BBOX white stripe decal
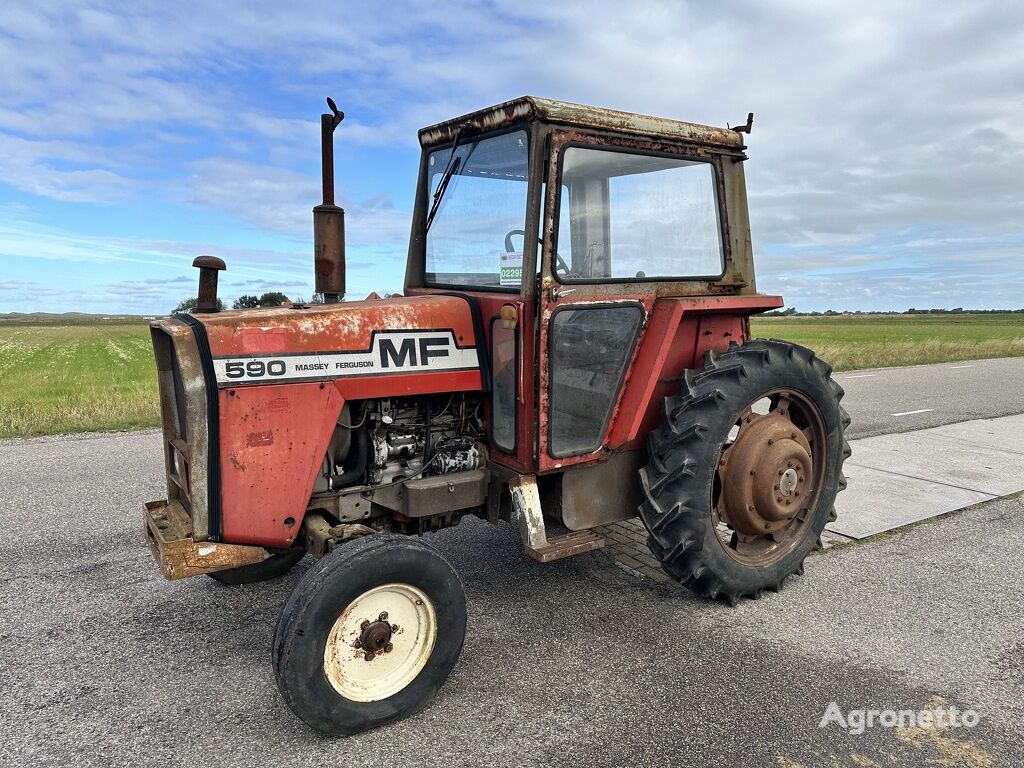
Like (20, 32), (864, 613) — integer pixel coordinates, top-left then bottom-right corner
(213, 330), (479, 386)
(891, 408), (934, 417)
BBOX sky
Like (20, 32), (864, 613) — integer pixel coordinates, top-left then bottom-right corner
(0, 0), (1022, 314)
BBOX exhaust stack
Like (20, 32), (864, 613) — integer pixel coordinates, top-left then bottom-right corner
(313, 97), (346, 304)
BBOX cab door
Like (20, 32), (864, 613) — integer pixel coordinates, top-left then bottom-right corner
(536, 128), (730, 472)
(536, 132), (650, 472)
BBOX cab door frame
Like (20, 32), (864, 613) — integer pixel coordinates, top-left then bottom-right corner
(535, 129), (658, 472)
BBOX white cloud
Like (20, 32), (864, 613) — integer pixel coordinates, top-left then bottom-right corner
(0, 0), (1022, 311)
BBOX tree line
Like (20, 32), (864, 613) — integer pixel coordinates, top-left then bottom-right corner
(764, 307), (1024, 317)
(171, 292), (324, 313)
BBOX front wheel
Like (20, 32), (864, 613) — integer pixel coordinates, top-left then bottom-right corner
(273, 534), (466, 736)
(639, 339), (851, 603)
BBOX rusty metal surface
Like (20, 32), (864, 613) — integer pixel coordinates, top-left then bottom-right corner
(219, 382), (344, 547)
(193, 294), (479, 364)
(315, 100), (346, 301)
(301, 512), (376, 558)
(418, 96), (745, 150)
(192, 255), (225, 313)
(559, 451), (644, 530)
(714, 389), (828, 565)
(525, 530), (605, 563)
(150, 318), (212, 540)
(144, 499), (267, 580)
(400, 469), (487, 518)
(313, 204), (346, 299)
(721, 412), (812, 535)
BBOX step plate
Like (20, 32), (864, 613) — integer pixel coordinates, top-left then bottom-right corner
(526, 530), (605, 563)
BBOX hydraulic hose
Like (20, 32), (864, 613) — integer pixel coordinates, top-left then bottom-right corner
(329, 428), (368, 489)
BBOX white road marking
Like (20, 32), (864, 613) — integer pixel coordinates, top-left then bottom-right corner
(950, 364), (974, 369)
(891, 408), (935, 417)
(844, 373), (876, 378)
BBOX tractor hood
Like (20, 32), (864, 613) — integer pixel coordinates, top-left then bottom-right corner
(177, 293), (486, 391)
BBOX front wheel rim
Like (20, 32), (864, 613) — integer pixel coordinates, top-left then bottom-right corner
(323, 583), (437, 702)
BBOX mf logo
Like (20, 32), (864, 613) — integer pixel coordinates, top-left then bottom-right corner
(378, 336), (451, 368)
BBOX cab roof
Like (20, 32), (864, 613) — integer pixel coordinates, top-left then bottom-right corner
(418, 96), (745, 150)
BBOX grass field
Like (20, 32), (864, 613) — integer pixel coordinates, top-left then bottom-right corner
(1, 313), (1022, 438)
(0, 320), (158, 439)
(752, 313), (1024, 371)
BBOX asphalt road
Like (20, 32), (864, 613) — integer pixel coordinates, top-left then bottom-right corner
(1, 359), (1023, 767)
(836, 356), (1024, 439)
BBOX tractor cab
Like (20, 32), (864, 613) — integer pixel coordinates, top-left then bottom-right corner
(405, 97), (777, 489)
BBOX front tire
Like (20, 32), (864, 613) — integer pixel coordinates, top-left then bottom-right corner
(273, 534), (466, 736)
(639, 339), (850, 603)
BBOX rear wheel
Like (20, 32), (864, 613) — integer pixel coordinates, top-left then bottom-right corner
(207, 548), (304, 585)
(639, 339), (850, 603)
(273, 534), (466, 736)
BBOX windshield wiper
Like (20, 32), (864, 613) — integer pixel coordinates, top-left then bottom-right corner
(425, 128), (469, 233)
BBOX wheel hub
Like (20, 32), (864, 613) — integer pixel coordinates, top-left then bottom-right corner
(355, 613), (396, 661)
(721, 412), (813, 536)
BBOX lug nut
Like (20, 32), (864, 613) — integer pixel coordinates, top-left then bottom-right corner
(352, 639), (362, 649)
(378, 612), (388, 621)
(364, 652), (374, 662)
(391, 624), (399, 632)
(360, 620), (370, 630)
(385, 643), (394, 653)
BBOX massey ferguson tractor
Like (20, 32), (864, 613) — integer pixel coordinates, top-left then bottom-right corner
(144, 96), (849, 735)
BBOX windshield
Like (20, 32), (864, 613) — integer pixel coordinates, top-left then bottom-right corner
(425, 130), (530, 289)
(555, 146), (724, 282)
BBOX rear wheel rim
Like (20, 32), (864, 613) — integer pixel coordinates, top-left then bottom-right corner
(322, 583), (437, 702)
(712, 388), (827, 566)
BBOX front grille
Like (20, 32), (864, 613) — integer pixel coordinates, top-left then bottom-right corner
(151, 327), (192, 514)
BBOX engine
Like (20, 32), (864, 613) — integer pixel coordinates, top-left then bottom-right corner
(314, 393), (487, 497)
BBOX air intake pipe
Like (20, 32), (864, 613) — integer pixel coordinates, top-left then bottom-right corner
(313, 97), (346, 304)
(192, 255), (225, 312)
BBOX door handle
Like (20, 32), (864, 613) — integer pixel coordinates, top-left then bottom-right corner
(549, 287), (576, 301)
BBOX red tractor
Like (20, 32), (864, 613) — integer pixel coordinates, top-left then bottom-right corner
(144, 97), (849, 735)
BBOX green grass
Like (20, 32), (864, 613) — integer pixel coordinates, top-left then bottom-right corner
(751, 313), (1024, 371)
(1, 313), (1022, 438)
(0, 321), (158, 438)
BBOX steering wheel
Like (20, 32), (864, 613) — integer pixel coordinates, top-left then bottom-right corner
(504, 229), (571, 276)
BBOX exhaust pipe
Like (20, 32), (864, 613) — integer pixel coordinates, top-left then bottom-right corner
(313, 97), (346, 304)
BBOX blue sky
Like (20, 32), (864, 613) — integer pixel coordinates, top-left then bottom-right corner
(1, 0), (1022, 314)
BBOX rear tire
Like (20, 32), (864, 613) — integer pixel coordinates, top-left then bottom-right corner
(639, 339), (850, 603)
(273, 534), (466, 736)
(208, 548), (304, 585)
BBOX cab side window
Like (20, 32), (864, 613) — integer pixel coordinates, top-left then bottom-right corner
(557, 146), (724, 281)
